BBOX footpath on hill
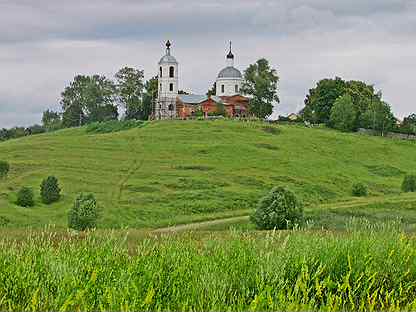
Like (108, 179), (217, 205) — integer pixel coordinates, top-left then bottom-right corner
(153, 215), (250, 233)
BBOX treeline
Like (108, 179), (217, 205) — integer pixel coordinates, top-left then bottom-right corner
(300, 77), (415, 135)
(0, 67), (157, 143)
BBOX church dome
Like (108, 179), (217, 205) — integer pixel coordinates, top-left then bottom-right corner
(159, 54), (178, 64)
(217, 66), (242, 79)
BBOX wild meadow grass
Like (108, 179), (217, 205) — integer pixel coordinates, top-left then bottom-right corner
(1, 220), (416, 311)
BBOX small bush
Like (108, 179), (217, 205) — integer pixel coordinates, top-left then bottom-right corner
(40, 176), (61, 204)
(0, 161), (9, 179)
(16, 187), (35, 207)
(68, 193), (99, 230)
(402, 175), (416, 193)
(251, 187), (303, 230)
(352, 183), (368, 197)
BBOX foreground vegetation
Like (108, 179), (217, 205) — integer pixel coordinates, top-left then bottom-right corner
(0, 222), (415, 311)
(1, 120), (416, 229)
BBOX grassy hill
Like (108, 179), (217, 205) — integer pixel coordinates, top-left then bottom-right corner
(1, 119), (416, 229)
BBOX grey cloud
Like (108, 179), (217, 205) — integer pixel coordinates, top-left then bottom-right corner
(0, 0), (415, 127)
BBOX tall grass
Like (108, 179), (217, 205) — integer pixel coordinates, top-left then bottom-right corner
(1, 223), (416, 311)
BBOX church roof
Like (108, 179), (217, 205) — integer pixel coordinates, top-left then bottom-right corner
(177, 95), (224, 105)
(159, 54), (178, 65)
(217, 66), (242, 79)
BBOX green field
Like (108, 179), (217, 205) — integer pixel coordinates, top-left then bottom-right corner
(1, 223), (416, 311)
(1, 119), (416, 229)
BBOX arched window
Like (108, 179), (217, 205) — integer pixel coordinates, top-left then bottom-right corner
(169, 83), (174, 91)
(221, 85), (225, 93)
(159, 67), (162, 78)
(168, 104), (174, 111)
(235, 85), (239, 93)
(160, 83), (162, 93)
(169, 66), (175, 78)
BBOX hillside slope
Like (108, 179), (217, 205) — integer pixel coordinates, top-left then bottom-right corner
(0, 120), (415, 228)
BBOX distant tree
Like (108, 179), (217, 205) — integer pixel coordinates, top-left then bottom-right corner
(401, 114), (416, 135)
(40, 176), (61, 204)
(68, 193), (99, 230)
(302, 77), (382, 127)
(360, 101), (395, 136)
(61, 75), (117, 127)
(352, 183), (368, 197)
(0, 161), (10, 179)
(402, 175), (416, 193)
(241, 58), (280, 119)
(42, 110), (62, 131)
(329, 94), (357, 132)
(16, 187), (35, 207)
(207, 82), (217, 97)
(142, 77), (158, 120)
(251, 187), (303, 230)
(115, 67), (145, 120)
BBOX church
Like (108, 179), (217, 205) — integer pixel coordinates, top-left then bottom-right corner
(154, 41), (250, 120)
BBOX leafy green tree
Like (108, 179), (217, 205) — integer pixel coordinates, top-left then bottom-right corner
(352, 183), (368, 197)
(61, 75), (117, 127)
(251, 187), (303, 230)
(40, 176), (61, 204)
(115, 67), (145, 120)
(241, 58), (279, 119)
(206, 82), (217, 96)
(68, 193), (99, 230)
(360, 101), (395, 136)
(16, 187), (35, 207)
(142, 77), (158, 120)
(401, 114), (416, 135)
(0, 161), (10, 179)
(402, 175), (416, 192)
(302, 77), (383, 127)
(330, 94), (357, 132)
(42, 110), (62, 131)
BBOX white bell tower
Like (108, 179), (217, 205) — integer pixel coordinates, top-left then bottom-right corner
(155, 40), (178, 119)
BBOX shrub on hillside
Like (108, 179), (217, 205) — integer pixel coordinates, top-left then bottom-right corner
(68, 193), (99, 230)
(16, 187), (35, 207)
(352, 183), (368, 197)
(0, 161), (10, 179)
(40, 176), (61, 204)
(85, 120), (145, 134)
(402, 175), (416, 193)
(251, 187), (303, 230)
(329, 94), (357, 132)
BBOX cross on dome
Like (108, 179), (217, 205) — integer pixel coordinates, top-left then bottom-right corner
(227, 41), (234, 59)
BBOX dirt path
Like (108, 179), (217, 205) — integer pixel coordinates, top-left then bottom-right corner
(153, 215), (250, 233)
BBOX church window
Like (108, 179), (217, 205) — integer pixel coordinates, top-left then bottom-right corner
(160, 83), (162, 92)
(170, 83), (174, 91)
(221, 85), (225, 93)
(160, 67), (162, 77)
(168, 104), (174, 111)
(235, 85), (239, 93)
(169, 66), (175, 78)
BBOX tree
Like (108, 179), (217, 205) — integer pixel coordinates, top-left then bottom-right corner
(251, 187), (303, 230)
(206, 82), (217, 97)
(16, 187), (35, 207)
(142, 77), (158, 120)
(0, 161), (10, 179)
(329, 94), (357, 132)
(401, 114), (416, 135)
(40, 176), (61, 204)
(352, 183), (368, 197)
(360, 101), (395, 136)
(61, 75), (117, 127)
(402, 175), (416, 193)
(42, 110), (62, 131)
(241, 58), (279, 119)
(115, 67), (145, 120)
(302, 77), (383, 126)
(68, 193), (99, 230)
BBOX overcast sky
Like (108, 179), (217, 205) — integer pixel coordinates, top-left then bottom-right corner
(0, 0), (415, 128)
